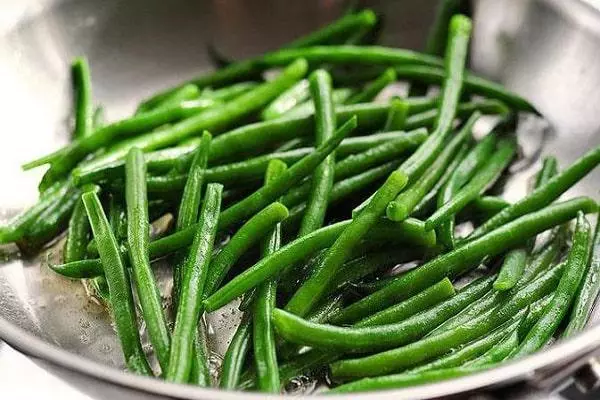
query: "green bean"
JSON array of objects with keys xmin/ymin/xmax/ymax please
[
  {"xmin": 204, "ymin": 202, "xmax": 289, "ymax": 295},
  {"xmin": 383, "ymin": 97, "xmax": 410, "ymax": 131},
  {"xmin": 108, "ymin": 194, "xmax": 128, "ymax": 243},
  {"xmin": 261, "ymin": 79, "xmax": 310, "ymax": 120},
  {"xmin": 28, "ymin": 59, "xmax": 308, "ymax": 178},
  {"xmin": 535, "ymin": 156, "xmax": 559, "ymax": 188},
  {"xmin": 285, "ymin": 9, "xmax": 377, "ymax": 48},
  {"xmin": 514, "ymin": 212, "xmax": 591, "ymax": 356},
  {"xmin": 346, "ymin": 68, "xmax": 396, "ymax": 104},
  {"xmin": 330, "ymin": 261, "xmax": 565, "ymax": 378},
  {"xmin": 298, "ymin": 69, "xmax": 337, "ymax": 236},
  {"xmin": 386, "ymin": 115, "xmax": 475, "ymax": 222},
  {"xmin": 564, "ymin": 213, "xmax": 600, "ymax": 337},
  {"xmin": 253, "ymin": 160, "xmax": 287, "ymax": 393},
  {"xmin": 285, "ymin": 171, "xmax": 408, "ymax": 316},
  {"xmin": 166, "ymin": 183, "xmax": 222, "ymax": 382},
  {"xmin": 435, "ymin": 134, "xmax": 497, "ymax": 247},
  {"xmin": 217, "ymin": 116, "xmax": 356, "ymax": 231},
  {"xmin": 204, "ymin": 215, "xmax": 431, "ymax": 312},
  {"xmin": 261, "ymin": 45, "xmax": 443, "ymax": 69},
  {"xmin": 71, "ymin": 57, "xmax": 94, "ymax": 139},
  {"xmin": 354, "ymin": 278, "xmax": 455, "ymax": 327},
  {"xmin": 394, "ymin": 65, "xmax": 539, "ymax": 114},
  {"xmin": 331, "ymin": 197, "xmax": 596, "ymax": 325},
  {"xmin": 220, "ymin": 315, "xmax": 251, "ymax": 389},
  {"xmin": 124, "ymin": 148, "xmax": 171, "ymax": 371},
  {"xmin": 0, "ymin": 180, "xmax": 69, "ymax": 244},
  {"xmin": 275, "ymin": 137, "xmax": 309, "ymax": 152},
  {"xmin": 150, "ymin": 84, "xmax": 201, "ymax": 112},
  {"xmin": 468, "ymin": 148, "xmax": 600, "ymax": 242},
  {"xmin": 494, "ymin": 249, "xmax": 528, "ymax": 291},
  {"xmin": 282, "ymin": 88, "xmax": 354, "ymax": 119},
  {"xmin": 426, "ymin": 138, "xmax": 516, "ymax": 230},
  {"xmin": 273, "ymin": 275, "xmax": 490, "ymax": 352},
  {"xmin": 81, "ymin": 191, "xmax": 152, "ymax": 375}
]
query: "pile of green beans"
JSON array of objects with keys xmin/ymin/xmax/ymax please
[{"xmin": 4, "ymin": 8, "xmax": 600, "ymax": 396}]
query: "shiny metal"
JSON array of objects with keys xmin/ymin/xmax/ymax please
[{"xmin": 0, "ymin": 0, "xmax": 599, "ymax": 398}]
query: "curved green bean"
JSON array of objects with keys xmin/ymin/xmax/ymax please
[
  {"xmin": 262, "ymin": 79, "xmax": 310, "ymax": 120},
  {"xmin": 220, "ymin": 315, "xmax": 251, "ymax": 389},
  {"xmin": 494, "ymin": 249, "xmax": 528, "ymax": 291}
]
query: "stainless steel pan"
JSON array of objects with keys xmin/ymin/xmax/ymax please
[{"xmin": 1, "ymin": 0, "xmax": 600, "ymax": 398}]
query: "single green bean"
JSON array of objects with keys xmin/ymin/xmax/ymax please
[
  {"xmin": 217, "ymin": 116, "xmax": 356, "ymax": 231},
  {"xmin": 471, "ymin": 196, "xmax": 510, "ymax": 217},
  {"xmin": 346, "ymin": 68, "xmax": 396, "ymax": 104},
  {"xmin": 514, "ymin": 212, "xmax": 591, "ymax": 356},
  {"xmin": 436, "ymin": 134, "xmax": 497, "ymax": 248},
  {"xmin": 426, "ymin": 138, "xmax": 516, "ymax": 230},
  {"xmin": 330, "ymin": 262, "xmax": 565, "ymax": 378},
  {"xmin": 331, "ymin": 197, "xmax": 597, "ymax": 325},
  {"xmin": 285, "ymin": 171, "xmax": 408, "ymax": 316},
  {"xmin": 71, "ymin": 57, "xmax": 94, "ymax": 139},
  {"xmin": 517, "ymin": 295, "xmax": 553, "ymax": 341},
  {"xmin": 425, "ymin": 1, "xmax": 468, "ymax": 56},
  {"xmin": 166, "ymin": 183, "xmax": 222, "ymax": 383},
  {"xmin": 467, "ymin": 145, "xmax": 600, "ymax": 242},
  {"xmin": 64, "ymin": 197, "xmax": 92, "ymax": 263},
  {"xmin": 261, "ymin": 45, "xmax": 443, "ymax": 69},
  {"xmin": 386, "ymin": 113, "xmax": 475, "ymax": 222},
  {"xmin": 204, "ymin": 202, "xmax": 289, "ymax": 295},
  {"xmin": 298, "ymin": 69, "xmax": 337, "ymax": 236},
  {"xmin": 81, "ymin": 191, "xmax": 152, "ymax": 375},
  {"xmin": 125, "ymin": 148, "xmax": 171, "ymax": 371},
  {"xmin": 253, "ymin": 160, "xmax": 287, "ymax": 393},
  {"xmin": 564, "ymin": 212, "xmax": 600, "ymax": 337}
]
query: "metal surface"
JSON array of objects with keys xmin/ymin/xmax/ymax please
[{"xmin": 0, "ymin": 0, "xmax": 599, "ymax": 398}]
